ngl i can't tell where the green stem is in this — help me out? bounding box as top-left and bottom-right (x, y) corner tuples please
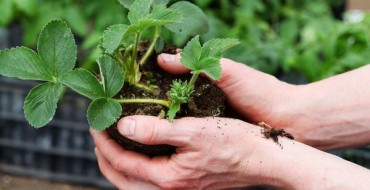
(189, 72), (200, 87)
(139, 26), (161, 66)
(116, 98), (170, 108)
(134, 83), (160, 95)
(132, 32), (141, 64)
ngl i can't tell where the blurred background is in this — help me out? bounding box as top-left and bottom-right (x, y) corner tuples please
(0, 0), (369, 189)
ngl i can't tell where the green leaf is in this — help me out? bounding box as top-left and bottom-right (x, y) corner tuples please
(126, 3), (181, 33)
(118, 0), (168, 9)
(37, 20), (77, 78)
(102, 24), (129, 54)
(97, 55), (124, 98)
(181, 37), (238, 80)
(0, 47), (52, 81)
(155, 37), (164, 53)
(13, 0), (37, 16)
(197, 57), (221, 80)
(87, 98), (122, 131)
(166, 1), (209, 36)
(146, 4), (182, 23)
(117, 0), (134, 9)
(167, 103), (180, 122)
(201, 38), (240, 59)
(59, 69), (105, 99)
(153, 0), (169, 6)
(128, 0), (153, 24)
(24, 82), (63, 128)
(180, 36), (202, 70)
(64, 5), (88, 37)
(0, 0), (13, 26)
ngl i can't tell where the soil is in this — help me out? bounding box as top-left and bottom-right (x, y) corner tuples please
(106, 42), (226, 156)
(258, 122), (294, 146)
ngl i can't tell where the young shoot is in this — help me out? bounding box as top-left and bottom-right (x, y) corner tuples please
(102, 0), (183, 91)
(166, 35), (239, 121)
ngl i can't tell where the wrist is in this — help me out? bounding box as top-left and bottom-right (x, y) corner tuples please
(270, 82), (319, 146)
(261, 136), (370, 189)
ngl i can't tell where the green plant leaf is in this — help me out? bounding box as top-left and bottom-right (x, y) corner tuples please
(102, 24), (129, 54)
(117, 0), (134, 9)
(155, 37), (164, 53)
(59, 68), (105, 99)
(153, 0), (169, 6)
(87, 98), (122, 131)
(201, 38), (240, 59)
(24, 82), (63, 128)
(13, 0), (37, 16)
(167, 103), (180, 122)
(166, 1), (209, 36)
(118, 0), (168, 9)
(146, 4), (182, 24)
(181, 37), (238, 80)
(180, 35), (202, 71)
(37, 20), (77, 78)
(97, 55), (124, 98)
(197, 57), (221, 80)
(126, 3), (181, 33)
(128, 0), (153, 24)
(0, 47), (52, 81)
(0, 0), (13, 26)
(64, 5), (88, 37)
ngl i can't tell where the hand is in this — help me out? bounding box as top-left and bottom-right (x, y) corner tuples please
(91, 116), (291, 189)
(157, 54), (370, 150)
(157, 53), (301, 141)
(91, 116), (370, 189)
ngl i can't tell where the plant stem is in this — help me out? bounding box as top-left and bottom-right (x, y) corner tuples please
(139, 26), (161, 65)
(134, 83), (160, 95)
(132, 32), (141, 64)
(189, 72), (200, 87)
(116, 98), (170, 108)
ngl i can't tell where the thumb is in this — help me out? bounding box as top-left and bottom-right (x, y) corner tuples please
(117, 116), (191, 146)
(157, 53), (253, 90)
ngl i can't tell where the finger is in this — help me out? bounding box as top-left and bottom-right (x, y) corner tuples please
(117, 116), (194, 146)
(95, 148), (160, 190)
(157, 52), (254, 89)
(157, 53), (189, 74)
(90, 129), (168, 180)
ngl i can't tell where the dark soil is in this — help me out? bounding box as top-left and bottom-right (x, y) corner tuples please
(258, 122), (294, 146)
(106, 42), (226, 157)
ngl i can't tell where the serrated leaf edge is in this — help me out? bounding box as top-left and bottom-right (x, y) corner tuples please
(87, 98), (122, 131)
(0, 46), (52, 81)
(37, 19), (77, 77)
(23, 82), (63, 128)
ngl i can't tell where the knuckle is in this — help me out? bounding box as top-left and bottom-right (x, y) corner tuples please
(111, 157), (126, 171)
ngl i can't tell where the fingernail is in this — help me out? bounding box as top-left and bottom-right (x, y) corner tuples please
(118, 118), (136, 136)
(160, 54), (176, 62)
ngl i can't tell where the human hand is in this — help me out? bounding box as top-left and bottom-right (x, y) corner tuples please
(91, 116), (292, 189)
(91, 115), (370, 189)
(157, 54), (370, 150)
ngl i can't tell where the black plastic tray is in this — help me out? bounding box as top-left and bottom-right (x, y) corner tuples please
(0, 76), (113, 189)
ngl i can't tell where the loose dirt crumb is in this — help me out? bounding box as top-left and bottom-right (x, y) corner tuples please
(258, 122), (294, 146)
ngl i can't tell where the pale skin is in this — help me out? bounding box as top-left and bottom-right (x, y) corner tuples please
(90, 53), (370, 189)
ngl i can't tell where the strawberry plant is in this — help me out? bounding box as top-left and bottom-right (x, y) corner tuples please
(0, 0), (238, 148)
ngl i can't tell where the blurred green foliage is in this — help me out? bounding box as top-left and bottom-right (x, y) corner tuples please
(1, 0), (370, 82)
(190, 0), (370, 81)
